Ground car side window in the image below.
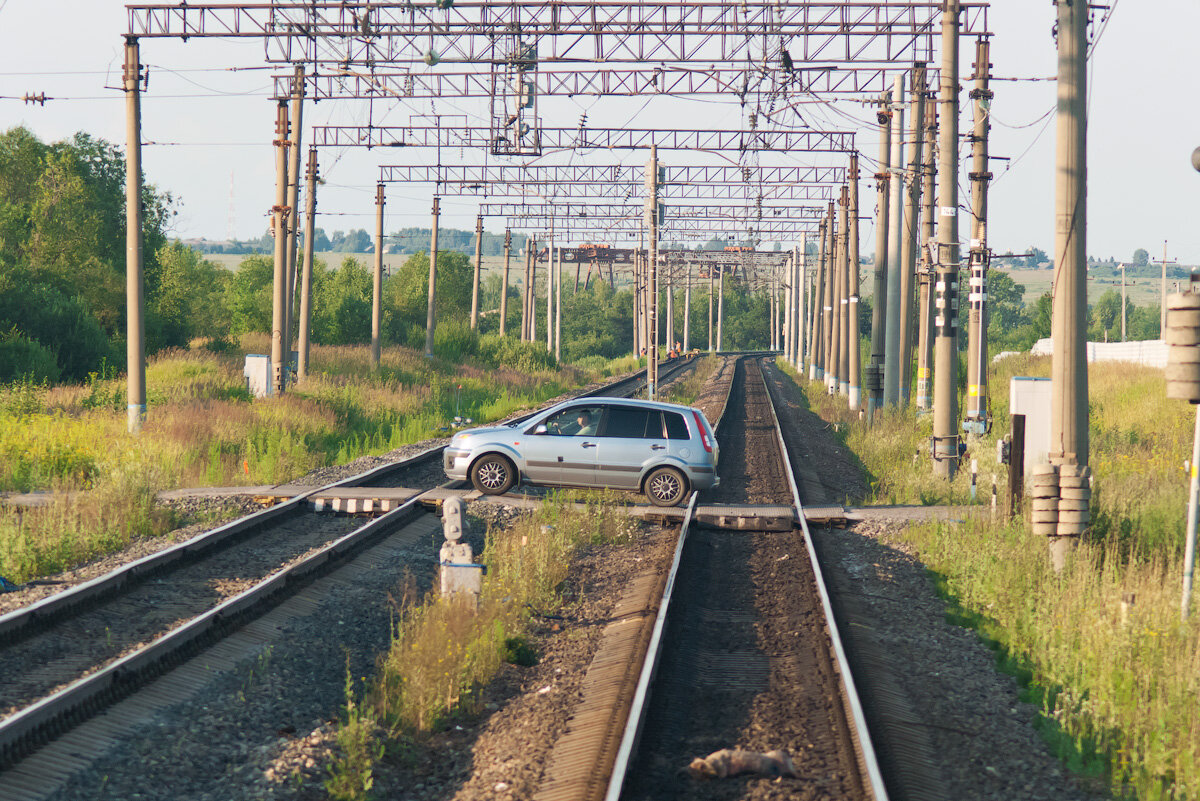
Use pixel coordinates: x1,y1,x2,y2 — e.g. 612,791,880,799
539,406,604,436
601,406,653,438
664,411,690,440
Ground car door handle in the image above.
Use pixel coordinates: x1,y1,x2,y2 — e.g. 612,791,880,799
581,442,597,448
650,444,667,450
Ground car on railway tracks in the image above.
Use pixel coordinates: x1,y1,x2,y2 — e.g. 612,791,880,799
444,398,720,506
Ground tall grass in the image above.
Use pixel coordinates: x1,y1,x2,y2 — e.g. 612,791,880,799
786,355,1200,799
326,495,638,800
0,340,613,583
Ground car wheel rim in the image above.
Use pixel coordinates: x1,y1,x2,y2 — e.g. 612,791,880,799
479,462,506,489
650,473,679,501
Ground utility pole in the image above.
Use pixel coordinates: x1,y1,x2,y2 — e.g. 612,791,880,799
965,36,993,434
297,146,318,382
932,0,961,479
470,214,483,329
827,203,842,393
708,264,714,351
717,259,725,351
529,237,537,343
838,185,851,396
521,239,531,341
554,242,562,361
1120,263,1127,341
123,36,146,432
848,154,862,411
546,237,554,353
270,99,291,396
425,196,440,358
797,237,807,371
371,182,385,368
883,73,906,407
917,93,939,411
500,229,511,336
1160,241,1175,332
683,266,691,352
899,64,927,407
645,145,661,398
868,90,892,419
284,66,304,353
813,215,829,382
1048,0,1090,562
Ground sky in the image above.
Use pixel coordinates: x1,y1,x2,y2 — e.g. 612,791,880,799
1,0,1197,264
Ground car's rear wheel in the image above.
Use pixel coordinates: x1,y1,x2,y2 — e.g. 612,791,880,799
644,466,687,507
471,454,516,495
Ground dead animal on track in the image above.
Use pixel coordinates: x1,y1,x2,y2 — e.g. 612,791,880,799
686,748,799,779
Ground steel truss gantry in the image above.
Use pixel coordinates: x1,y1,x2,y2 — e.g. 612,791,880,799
127,2,988,66
311,124,855,153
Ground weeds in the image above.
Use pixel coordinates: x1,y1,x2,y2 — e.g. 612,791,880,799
785,354,1200,800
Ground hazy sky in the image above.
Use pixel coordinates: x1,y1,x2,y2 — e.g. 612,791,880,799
2,1,1196,263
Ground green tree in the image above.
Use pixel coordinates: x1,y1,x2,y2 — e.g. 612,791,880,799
226,255,274,336
1132,248,1150,267
152,242,233,349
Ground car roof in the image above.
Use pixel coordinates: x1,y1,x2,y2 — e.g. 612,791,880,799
557,397,697,413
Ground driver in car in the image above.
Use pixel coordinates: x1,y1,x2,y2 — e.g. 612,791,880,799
575,410,598,436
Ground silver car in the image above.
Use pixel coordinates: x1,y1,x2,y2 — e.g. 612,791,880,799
443,398,720,506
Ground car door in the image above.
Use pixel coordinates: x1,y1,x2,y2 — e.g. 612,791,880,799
595,405,665,489
519,405,601,487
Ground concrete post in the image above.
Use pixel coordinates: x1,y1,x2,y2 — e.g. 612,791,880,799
425,196,440,358
298,146,317,382
811,216,828,381
1048,0,1090,560
899,64,927,407
717,261,725,352
554,242,562,361
796,240,806,370
683,267,691,352
966,36,993,430
868,90,892,418
470,214,483,329
828,203,843,393
500,229,511,336
285,66,304,352
933,0,962,479
546,238,554,353
123,37,146,432
838,184,851,396
917,93,939,410
848,154,862,410
883,73,906,407
270,100,291,396
821,210,835,383
371,182,385,368
646,145,660,398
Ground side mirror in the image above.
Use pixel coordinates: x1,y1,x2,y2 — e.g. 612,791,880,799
533,424,548,435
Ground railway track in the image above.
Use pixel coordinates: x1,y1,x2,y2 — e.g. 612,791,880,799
529,356,887,801
0,356,697,796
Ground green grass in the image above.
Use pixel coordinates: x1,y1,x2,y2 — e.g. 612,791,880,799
785,355,1200,800
0,338,619,584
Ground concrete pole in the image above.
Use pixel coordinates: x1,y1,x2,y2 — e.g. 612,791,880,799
1049,0,1089,555
932,0,962,479
666,267,675,352
917,93,939,410
546,238,554,353
470,214,483,329
883,73,906,407
1120,263,1126,341
868,90,892,418
646,145,660,398
700,266,710,350
717,261,725,351
529,238,537,343
284,66,304,353
811,216,829,381
633,250,642,355
371,182,385,368
425,196,440,358
795,242,805,370
297,146,318,382
521,240,530,340
781,257,790,359
838,185,852,396
965,37,993,429
828,204,843,393
848,154,863,411
500,229,511,336
683,267,691,352
554,243,562,361
123,37,146,432
899,64,927,407
1161,241,1169,332
821,209,836,384
270,100,290,396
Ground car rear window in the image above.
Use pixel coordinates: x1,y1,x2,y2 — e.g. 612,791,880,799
664,411,690,440
603,406,654,438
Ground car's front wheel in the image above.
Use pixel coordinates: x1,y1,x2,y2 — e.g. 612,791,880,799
644,466,687,507
470,454,517,495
